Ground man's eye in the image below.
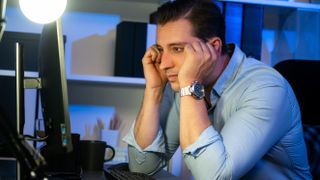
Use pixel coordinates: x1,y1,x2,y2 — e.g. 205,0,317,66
172,47,184,53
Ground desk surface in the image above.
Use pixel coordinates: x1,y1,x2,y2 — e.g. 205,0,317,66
82,168,180,180
153,170,181,180
0,158,180,180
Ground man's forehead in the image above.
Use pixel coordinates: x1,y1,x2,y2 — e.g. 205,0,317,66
155,20,198,45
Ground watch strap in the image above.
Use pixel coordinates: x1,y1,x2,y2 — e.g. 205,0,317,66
180,86,191,97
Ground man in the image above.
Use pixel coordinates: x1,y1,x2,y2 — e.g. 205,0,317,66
123,0,311,179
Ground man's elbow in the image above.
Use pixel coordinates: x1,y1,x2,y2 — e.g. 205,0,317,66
127,147,166,175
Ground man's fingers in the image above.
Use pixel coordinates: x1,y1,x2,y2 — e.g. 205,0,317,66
200,42,211,60
151,45,161,64
185,44,195,54
150,45,159,51
206,42,217,60
143,45,161,64
191,41,203,54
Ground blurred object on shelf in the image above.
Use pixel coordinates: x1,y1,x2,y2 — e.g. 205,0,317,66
83,118,105,140
69,105,115,140
109,113,120,130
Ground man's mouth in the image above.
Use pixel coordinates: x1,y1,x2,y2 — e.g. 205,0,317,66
167,74,178,82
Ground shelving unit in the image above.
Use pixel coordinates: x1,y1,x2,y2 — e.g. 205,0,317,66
0,69,38,78
217,0,320,10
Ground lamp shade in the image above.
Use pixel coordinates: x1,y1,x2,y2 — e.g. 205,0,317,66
19,0,67,24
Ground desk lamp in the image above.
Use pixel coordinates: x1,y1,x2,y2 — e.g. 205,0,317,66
19,0,67,24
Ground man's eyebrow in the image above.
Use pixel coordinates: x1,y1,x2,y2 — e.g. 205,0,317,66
167,42,188,47
155,42,188,49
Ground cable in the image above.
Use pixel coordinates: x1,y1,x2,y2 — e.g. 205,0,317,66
23,134,48,142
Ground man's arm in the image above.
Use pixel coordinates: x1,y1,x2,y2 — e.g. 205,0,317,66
182,77,293,179
133,87,162,149
178,41,219,149
125,84,179,175
133,45,167,149
177,41,293,179
124,45,173,174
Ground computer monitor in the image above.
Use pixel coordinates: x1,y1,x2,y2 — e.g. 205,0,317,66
38,19,72,153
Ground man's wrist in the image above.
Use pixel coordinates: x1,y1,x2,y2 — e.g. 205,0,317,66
144,86,163,103
179,79,197,88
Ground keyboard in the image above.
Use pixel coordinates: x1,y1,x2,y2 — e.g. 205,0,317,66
104,163,154,180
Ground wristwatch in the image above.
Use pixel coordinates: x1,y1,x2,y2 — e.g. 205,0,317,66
180,81,205,100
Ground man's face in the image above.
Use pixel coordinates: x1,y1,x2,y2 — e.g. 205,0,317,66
156,18,201,91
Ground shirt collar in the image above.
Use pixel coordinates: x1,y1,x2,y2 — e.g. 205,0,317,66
211,44,246,97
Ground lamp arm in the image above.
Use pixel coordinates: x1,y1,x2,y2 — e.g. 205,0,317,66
0,0,7,41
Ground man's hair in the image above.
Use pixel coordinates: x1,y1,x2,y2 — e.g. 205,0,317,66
154,0,226,53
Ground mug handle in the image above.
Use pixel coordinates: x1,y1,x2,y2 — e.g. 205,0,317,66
104,145,115,162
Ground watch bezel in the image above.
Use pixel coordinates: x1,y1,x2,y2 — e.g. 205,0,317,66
190,81,205,100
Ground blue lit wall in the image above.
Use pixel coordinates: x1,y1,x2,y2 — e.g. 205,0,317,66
225,3,243,47
261,7,320,66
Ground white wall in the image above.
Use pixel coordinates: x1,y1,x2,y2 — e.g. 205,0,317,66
5,7,121,77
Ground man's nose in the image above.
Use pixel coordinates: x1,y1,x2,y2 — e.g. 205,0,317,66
159,52,173,70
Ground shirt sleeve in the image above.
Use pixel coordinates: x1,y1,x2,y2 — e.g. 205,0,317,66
183,126,222,156
122,120,166,153
122,121,167,175
182,125,233,180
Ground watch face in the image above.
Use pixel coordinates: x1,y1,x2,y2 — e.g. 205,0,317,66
191,81,205,99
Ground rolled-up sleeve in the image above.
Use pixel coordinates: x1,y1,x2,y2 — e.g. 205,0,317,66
123,120,166,153
122,121,167,174
183,126,222,157
183,126,233,180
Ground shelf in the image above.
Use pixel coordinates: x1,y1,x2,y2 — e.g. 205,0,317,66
67,74,146,86
0,70,146,86
217,0,320,10
0,69,38,77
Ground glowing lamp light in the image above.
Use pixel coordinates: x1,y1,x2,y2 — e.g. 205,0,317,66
19,0,67,24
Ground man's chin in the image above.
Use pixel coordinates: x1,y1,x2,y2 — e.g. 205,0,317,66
169,82,180,92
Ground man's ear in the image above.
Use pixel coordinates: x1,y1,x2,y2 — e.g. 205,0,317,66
208,37,223,55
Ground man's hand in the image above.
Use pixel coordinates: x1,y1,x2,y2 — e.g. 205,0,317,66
142,45,167,90
178,41,218,87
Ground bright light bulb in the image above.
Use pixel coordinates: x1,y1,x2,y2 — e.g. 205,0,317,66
19,0,67,24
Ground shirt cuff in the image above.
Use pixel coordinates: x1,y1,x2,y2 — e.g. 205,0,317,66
183,126,221,157
122,121,166,153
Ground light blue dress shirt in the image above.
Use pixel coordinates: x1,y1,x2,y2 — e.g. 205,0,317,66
123,44,311,179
